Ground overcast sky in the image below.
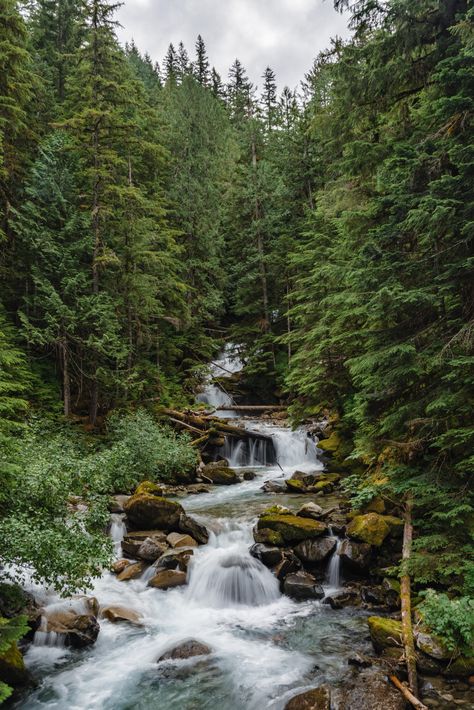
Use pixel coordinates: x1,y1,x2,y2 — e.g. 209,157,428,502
116,0,351,92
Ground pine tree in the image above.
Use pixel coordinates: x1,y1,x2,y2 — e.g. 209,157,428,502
164,42,178,84
261,66,278,131
211,67,224,100
177,40,189,79
194,34,210,86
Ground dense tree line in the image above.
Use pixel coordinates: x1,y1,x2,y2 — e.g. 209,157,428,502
0,0,472,622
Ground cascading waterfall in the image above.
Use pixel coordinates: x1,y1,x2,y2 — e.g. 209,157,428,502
196,343,243,412
109,513,127,556
187,526,280,607
325,533,343,590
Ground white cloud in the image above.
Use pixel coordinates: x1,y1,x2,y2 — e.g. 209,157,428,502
116,0,351,91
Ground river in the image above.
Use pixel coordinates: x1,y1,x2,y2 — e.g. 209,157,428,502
16,349,372,709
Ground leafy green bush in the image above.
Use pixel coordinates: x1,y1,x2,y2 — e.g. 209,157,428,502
0,615,29,703
418,590,474,656
89,409,198,493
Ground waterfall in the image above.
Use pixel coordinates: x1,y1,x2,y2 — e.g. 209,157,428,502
109,514,127,556
186,527,280,607
196,343,243,412
325,534,343,590
222,436,276,467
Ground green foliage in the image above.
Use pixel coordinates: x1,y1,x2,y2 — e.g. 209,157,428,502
0,615,29,703
418,590,474,657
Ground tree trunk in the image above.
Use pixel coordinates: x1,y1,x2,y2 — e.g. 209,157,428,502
401,496,419,697
62,338,71,417
251,136,270,336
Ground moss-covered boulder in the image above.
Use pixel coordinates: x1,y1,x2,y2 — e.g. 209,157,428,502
134,481,164,497
253,527,284,546
367,616,403,652
317,431,342,455
347,513,391,547
124,494,183,530
415,631,451,660
256,514,327,545
201,463,239,485
285,478,308,493
261,505,291,516
0,641,30,690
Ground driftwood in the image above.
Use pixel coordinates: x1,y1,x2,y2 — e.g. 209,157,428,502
389,675,428,710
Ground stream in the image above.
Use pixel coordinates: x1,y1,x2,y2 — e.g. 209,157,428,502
16,349,372,709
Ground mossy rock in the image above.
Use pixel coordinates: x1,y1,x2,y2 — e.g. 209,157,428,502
384,515,404,537
317,431,342,455
382,578,401,595
262,505,291,516
319,473,341,483
285,478,307,493
202,464,239,485
364,497,386,514
0,642,29,688
253,527,285,546
124,494,183,530
442,655,474,677
347,513,391,547
257,514,327,545
311,480,333,493
135,481,164,497
415,631,451,660
367,616,403,652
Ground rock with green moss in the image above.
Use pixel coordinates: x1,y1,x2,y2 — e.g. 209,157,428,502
256,514,327,545
285,478,308,493
415,631,451,660
442,655,474,677
124,494,183,530
317,431,342,455
347,513,391,547
253,527,284,546
262,505,291,516
134,481,164,497
201,463,239,485
364,497,386,514
367,616,403,652
0,642,30,690
383,515,404,537
309,480,334,494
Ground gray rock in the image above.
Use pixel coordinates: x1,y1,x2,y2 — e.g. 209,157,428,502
297,502,324,519
179,513,209,544
331,668,405,710
249,543,283,568
283,571,324,601
154,546,195,572
137,538,168,562
158,639,212,662
339,539,372,571
261,480,286,493
294,536,337,563
284,685,330,710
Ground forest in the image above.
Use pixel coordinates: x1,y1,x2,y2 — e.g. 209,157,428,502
0,0,473,708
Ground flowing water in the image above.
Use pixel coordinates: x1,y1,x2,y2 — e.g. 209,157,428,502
17,350,371,709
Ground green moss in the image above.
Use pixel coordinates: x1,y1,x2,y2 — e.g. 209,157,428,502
262,505,291,516
384,515,404,537
254,528,285,546
317,432,341,454
443,656,474,677
367,616,403,652
257,514,327,543
135,481,163,497
285,478,307,493
347,513,391,547
312,480,333,493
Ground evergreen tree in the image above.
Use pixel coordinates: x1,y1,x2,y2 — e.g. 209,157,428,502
164,42,178,84
177,40,189,79
211,67,225,100
261,66,278,131
194,34,210,86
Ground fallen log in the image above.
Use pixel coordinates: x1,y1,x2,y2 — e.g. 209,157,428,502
207,418,272,441
168,417,204,436
160,407,273,443
213,405,285,412
389,675,428,710
190,434,210,448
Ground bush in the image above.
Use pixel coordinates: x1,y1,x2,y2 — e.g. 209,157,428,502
418,590,474,656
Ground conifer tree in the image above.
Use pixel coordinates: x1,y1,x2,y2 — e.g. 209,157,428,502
261,66,278,131
194,34,210,86
164,42,178,84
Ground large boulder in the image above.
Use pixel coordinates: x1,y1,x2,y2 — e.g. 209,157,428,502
249,543,283,568
339,539,372,572
261,480,286,493
283,571,325,601
415,631,451,660
134,481,164,497
147,569,187,590
40,609,100,648
294,537,337,564
100,606,142,626
201,462,239,485
179,513,209,545
367,616,403,652
273,551,303,581
124,494,183,531
347,513,403,547
136,537,169,562
284,685,330,710
158,639,212,662
256,514,327,545
0,640,31,691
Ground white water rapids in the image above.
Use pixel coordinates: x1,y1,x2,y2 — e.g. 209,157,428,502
17,350,369,709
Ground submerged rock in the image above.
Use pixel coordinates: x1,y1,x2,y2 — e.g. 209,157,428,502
283,571,324,601
284,685,330,710
148,569,187,590
100,606,142,626
179,512,209,545
331,668,405,710
158,639,212,662
294,536,337,564
124,494,183,531
256,514,327,545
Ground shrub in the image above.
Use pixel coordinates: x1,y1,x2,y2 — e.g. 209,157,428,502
418,590,474,656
